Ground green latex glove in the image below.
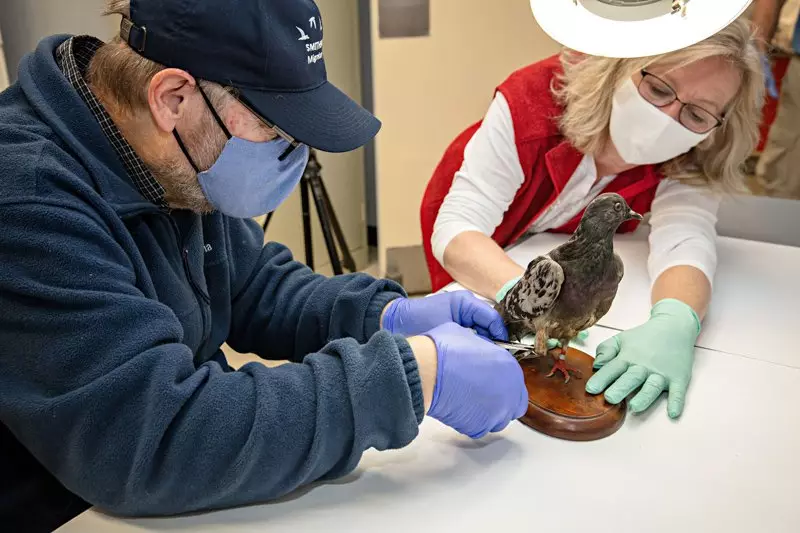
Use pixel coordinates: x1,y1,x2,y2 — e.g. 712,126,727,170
519,331,589,350
585,299,701,419
495,276,522,303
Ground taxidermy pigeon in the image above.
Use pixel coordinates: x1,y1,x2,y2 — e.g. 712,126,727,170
495,193,642,383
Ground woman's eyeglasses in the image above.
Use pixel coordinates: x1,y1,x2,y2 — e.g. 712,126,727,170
637,70,724,134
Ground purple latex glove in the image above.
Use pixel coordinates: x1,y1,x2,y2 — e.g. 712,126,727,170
383,291,508,341
425,323,528,439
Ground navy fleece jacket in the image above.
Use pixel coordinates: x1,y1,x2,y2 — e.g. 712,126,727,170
0,35,423,530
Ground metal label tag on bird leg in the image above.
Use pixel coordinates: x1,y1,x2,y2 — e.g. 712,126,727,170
519,347,625,441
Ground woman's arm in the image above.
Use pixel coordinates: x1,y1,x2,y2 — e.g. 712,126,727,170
442,231,525,300
647,179,721,320
448,177,719,308
431,92,526,301
651,265,711,320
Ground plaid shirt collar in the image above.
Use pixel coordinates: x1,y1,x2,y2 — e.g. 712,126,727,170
56,36,168,208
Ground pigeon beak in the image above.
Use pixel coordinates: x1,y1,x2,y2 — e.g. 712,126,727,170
628,209,643,221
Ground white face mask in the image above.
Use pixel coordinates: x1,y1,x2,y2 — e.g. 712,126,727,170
609,79,711,165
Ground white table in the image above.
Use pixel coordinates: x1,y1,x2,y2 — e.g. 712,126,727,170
441,231,800,369
57,235,800,533
57,326,800,533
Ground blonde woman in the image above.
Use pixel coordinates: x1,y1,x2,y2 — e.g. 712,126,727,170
420,18,764,419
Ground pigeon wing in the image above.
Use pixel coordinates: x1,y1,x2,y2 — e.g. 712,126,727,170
501,256,564,322
612,252,624,283
593,292,616,325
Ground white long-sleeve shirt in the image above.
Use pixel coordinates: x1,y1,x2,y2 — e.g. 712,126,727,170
431,92,720,286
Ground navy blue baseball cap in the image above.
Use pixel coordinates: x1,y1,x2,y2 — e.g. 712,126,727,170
120,0,380,153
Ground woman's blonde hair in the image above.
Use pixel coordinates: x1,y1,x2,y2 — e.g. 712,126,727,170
552,18,764,191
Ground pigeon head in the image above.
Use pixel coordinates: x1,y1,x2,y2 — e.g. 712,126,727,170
578,193,642,236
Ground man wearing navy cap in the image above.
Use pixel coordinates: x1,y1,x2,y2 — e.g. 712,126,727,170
0,0,528,530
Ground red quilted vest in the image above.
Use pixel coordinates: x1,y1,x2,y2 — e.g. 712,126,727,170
420,56,663,292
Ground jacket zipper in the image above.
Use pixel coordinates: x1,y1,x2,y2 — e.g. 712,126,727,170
182,247,211,305
121,208,213,347
165,215,212,346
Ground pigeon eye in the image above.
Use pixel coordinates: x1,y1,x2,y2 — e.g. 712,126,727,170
614,203,623,211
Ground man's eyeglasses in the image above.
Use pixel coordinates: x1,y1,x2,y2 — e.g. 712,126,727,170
637,70,724,134
222,86,304,161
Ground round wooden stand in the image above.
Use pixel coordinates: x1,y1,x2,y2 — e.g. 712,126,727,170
519,347,625,441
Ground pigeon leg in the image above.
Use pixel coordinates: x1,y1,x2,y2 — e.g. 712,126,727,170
545,346,583,384
533,328,549,358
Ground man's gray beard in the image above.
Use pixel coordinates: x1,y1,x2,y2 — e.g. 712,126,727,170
151,117,227,214
152,155,214,214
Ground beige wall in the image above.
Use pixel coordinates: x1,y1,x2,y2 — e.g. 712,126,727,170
0,29,8,90
371,0,561,272
0,0,116,84
257,0,368,274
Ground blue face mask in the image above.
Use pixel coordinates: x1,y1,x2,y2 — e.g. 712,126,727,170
174,87,309,219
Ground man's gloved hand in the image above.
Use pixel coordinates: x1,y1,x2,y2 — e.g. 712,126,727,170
382,291,508,340
424,322,528,438
762,53,779,99
585,299,701,419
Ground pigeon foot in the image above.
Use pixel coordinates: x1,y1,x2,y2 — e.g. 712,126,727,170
545,350,582,384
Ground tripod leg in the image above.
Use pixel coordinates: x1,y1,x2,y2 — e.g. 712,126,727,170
301,177,314,270
308,175,343,275
262,211,274,233
317,175,357,272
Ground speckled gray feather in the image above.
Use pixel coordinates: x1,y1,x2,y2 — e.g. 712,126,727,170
496,193,638,357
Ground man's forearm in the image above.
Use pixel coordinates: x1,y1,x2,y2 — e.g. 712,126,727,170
651,265,711,320
228,238,405,360
441,231,525,301
752,0,788,52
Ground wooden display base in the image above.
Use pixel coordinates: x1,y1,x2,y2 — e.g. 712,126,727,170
519,347,625,441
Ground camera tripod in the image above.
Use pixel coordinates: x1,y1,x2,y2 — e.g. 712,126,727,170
262,149,356,275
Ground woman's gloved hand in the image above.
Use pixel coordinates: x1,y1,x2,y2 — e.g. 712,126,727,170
422,323,528,438
585,299,701,419
382,291,508,341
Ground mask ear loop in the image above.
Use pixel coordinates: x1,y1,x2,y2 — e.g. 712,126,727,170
173,130,200,173
174,82,234,174
197,83,233,140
